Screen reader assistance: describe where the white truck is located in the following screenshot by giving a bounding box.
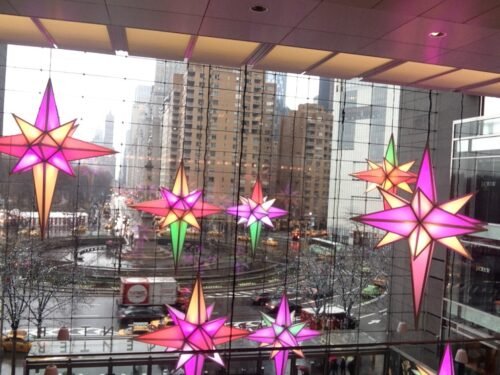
[120,277,177,306]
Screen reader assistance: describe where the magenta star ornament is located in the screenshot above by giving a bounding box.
[438,344,455,375]
[130,162,221,266]
[0,79,116,238]
[227,178,287,253]
[353,146,486,325]
[136,277,248,375]
[247,294,320,375]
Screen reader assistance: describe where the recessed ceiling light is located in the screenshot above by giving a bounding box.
[250,5,268,13]
[428,31,447,38]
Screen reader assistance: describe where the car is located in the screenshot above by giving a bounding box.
[263,237,278,247]
[361,284,382,299]
[2,330,32,353]
[265,297,302,316]
[117,305,168,327]
[251,292,273,305]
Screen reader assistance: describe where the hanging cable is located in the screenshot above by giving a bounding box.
[226,64,249,375]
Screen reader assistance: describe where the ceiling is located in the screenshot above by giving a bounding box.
[2,0,500,96]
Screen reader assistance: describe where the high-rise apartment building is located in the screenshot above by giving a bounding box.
[278,103,333,229]
[160,65,276,208]
[327,80,400,236]
[121,85,152,190]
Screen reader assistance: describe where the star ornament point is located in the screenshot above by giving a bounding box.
[227,178,287,253]
[131,163,221,266]
[438,344,455,375]
[351,134,417,205]
[248,294,320,375]
[0,79,116,238]
[352,146,486,324]
[136,277,248,375]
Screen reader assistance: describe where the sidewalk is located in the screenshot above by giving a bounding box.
[0,353,26,375]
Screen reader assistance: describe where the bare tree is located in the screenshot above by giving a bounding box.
[1,241,35,375]
[27,249,89,338]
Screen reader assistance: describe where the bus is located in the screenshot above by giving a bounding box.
[308,237,347,258]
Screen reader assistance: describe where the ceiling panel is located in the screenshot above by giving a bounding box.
[309,53,392,79]
[466,5,500,29]
[467,81,500,97]
[255,45,331,73]
[8,0,109,23]
[199,17,291,44]
[459,32,500,57]
[282,29,375,54]
[106,0,209,15]
[368,62,455,84]
[429,50,500,72]
[41,19,111,52]
[359,39,447,63]
[190,36,259,66]
[299,2,414,38]
[421,0,500,23]
[322,0,380,8]
[126,28,190,60]
[0,14,48,46]
[108,5,202,35]
[418,69,500,89]
[382,17,496,50]
[374,0,447,15]
[205,0,321,27]
[0,0,16,13]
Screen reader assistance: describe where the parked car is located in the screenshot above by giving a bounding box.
[117,305,168,327]
[361,284,382,299]
[251,291,273,306]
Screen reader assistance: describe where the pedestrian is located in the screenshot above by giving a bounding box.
[340,357,346,375]
[330,358,338,375]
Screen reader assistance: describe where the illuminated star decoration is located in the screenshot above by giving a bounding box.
[227,178,287,254]
[247,294,320,375]
[130,162,221,266]
[438,344,455,375]
[136,277,248,375]
[352,134,417,209]
[0,79,116,238]
[353,146,485,325]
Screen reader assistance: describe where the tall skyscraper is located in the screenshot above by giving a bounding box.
[318,77,334,113]
[327,80,400,235]
[278,103,333,229]
[121,85,152,190]
[160,65,276,209]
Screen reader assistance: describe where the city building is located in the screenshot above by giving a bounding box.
[327,80,400,237]
[160,65,276,208]
[278,103,333,229]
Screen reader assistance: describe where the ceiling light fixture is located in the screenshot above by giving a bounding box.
[250,5,268,13]
[428,31,447,38]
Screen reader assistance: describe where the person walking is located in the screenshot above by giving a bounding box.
[340,357,346,375]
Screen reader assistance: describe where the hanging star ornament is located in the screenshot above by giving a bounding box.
[247,294,320,375]
[0,79,116,238]
[438,344,455,375]
[130,162,221,266]
[353,146,486,325]
[351,134,417,209]
[227,178,287,254]
[136,277,248,375]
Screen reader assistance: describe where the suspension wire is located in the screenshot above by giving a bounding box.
[197,64,212,274]
[445,93,464,343]
[226,64,249,375]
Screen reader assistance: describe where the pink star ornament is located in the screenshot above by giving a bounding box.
[136,277,248,375]
[438,344,455,375]
[227,178,287,253]
[247,294,320,375]
[0,79,116,238]
[352,146,485,325]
